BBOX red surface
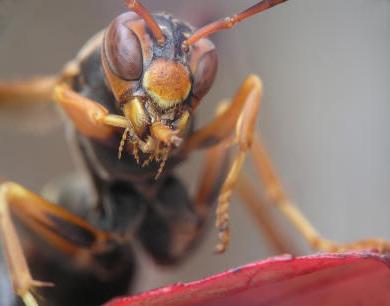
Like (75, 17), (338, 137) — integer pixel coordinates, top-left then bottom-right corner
(106, 252), (390, 306)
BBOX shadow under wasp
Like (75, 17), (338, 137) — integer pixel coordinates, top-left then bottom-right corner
(0, 0), (390, 305)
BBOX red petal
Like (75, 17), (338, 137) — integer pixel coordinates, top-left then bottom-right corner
(106, 251), (390, 306)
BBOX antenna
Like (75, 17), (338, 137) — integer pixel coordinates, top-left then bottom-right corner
(183, 0), (289, 47)
(125, 0), (166, 45)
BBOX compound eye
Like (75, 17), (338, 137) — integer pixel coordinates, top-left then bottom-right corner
(104, 23), (143, 81)
(192, 48), (218, 100)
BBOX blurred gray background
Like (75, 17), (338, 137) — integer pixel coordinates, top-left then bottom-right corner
(0, 0), (390, 297)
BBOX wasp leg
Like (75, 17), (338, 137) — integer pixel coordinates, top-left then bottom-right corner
(236, 173), (299, 255)
(0, 76), (59, 104)
(0, 61), (78, 105)
(251, 135), (390, 253)
(183, 75), (262, 154)
(0, 182), (122, 306)
(183, 75), (263, 253)
(195, 121), (298, 255)
(53, 84), (129, 141)
(194, 138), (230, 217)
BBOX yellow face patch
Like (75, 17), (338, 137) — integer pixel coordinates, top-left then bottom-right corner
(143, 59), (191, 109)
(123, 97), (149, 138)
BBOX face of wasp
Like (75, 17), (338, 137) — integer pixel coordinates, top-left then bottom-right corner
(101, 12), (218, 149)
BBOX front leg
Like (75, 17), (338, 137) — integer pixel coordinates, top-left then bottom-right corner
(0, 67), (129, 144)
(53, 84), (129, 141)
(0, 76), (59, 105)
(0, 60), (77, 105)
(183, 75), (263, 252)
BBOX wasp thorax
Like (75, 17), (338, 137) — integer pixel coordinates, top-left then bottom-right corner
(143, 59), (191, 109)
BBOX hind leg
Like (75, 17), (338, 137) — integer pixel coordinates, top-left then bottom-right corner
(236, 173), (299, 255)
(251, 134), (390, 253)
(0, 181), (134, 306)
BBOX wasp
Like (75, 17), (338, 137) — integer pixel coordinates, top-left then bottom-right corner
(1, 1), (389, 305)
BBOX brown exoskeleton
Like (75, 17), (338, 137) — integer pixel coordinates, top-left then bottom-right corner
(1, 1), (390, 306)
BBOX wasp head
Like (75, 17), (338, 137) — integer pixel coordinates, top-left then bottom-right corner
(101, 7), (218, 161)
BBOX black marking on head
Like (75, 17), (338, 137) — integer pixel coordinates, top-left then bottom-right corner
(151, 14), (194, 63)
